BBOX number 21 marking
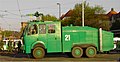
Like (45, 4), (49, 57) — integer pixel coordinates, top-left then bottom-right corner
(65, 35), (70, 41)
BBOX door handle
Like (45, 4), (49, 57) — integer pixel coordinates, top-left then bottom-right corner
(55, 37), (57, 40)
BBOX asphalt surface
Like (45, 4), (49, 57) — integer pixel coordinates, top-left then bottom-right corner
(0, 52), (120, 62)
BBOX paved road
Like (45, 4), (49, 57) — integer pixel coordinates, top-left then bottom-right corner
(0, 52), (120, 61)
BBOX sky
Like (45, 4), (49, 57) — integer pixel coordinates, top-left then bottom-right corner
(0, 0), (120, 31)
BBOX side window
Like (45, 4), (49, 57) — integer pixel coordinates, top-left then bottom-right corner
(28, 24), (38, 35)
(39, 24), (46, 34)
(48, 24), (55, 33)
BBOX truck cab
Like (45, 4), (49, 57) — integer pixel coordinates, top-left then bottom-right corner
(23, 21), (62, 58)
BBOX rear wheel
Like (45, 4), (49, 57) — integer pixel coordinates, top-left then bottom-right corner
(33, 47), (45, 59)
(72, 47), (83, 58)
(85, 46), (96, 58)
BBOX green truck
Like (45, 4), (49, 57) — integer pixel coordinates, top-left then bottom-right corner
(22, 20), (114, 59)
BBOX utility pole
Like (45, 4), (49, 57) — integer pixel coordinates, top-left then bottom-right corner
(82, 0), (85, 27)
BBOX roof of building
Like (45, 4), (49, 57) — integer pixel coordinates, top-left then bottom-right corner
(60, 10), (73, 20)
(60, 8), (118, 20)
(107, 8), (118, 17)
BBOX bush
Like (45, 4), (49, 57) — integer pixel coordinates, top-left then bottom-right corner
(0, 41), (4, 51)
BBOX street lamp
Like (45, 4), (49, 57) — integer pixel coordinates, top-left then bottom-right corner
(57, 2), (61, 19)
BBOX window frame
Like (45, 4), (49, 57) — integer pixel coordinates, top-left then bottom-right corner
(39, 24), (46, 34)
(48, 24), (56, 34)
(27, 24), (38, 35)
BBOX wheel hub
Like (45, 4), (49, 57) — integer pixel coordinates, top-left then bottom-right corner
(75, 49), (81, 56)
(88, 49), (94, 55)
(36, 50), (41, 55)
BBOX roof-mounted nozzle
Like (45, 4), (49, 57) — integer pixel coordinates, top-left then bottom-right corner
(26, 11), (44, 22)
(34, 11), (44, 22)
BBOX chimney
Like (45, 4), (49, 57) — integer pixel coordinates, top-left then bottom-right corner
(111, 8), (114, 11)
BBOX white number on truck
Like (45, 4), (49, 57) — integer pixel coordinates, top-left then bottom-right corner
(65, 35), (70, 41)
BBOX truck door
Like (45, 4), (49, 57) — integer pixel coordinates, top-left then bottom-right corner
(47, 23), (62, 52)
(23, 24), (38, 53)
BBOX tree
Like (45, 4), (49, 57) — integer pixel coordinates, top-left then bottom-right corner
(62, 2), (110, 30)
(27, 12), (58, 21)
(43, 14), (58, 21)
(1, 30), (13, 37)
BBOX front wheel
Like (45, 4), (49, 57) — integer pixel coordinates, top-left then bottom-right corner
(72, 47), (83, 58)
(85, 46), (96, 58)
(32, 47), (45, 59)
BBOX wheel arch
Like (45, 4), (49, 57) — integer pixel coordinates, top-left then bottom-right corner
(72, 44), (97, 49)
(31, 41), (46, 49)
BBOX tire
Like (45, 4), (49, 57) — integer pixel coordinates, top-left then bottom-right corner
(32, 47), (45, 59)
(85, 46), (96, 58)
(72, 47), (83, 58)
